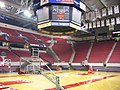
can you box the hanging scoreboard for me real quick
[37,5,81,24]
[37,0,85,35]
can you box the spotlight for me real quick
[24,43,29,49]
[0,1,5,8]
[2,42,9,47]
[23,10,32,18]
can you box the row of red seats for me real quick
[0,26,120,63]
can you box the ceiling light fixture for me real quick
[0,1,5,8]
[23,10,32,18]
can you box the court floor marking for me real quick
[0,75,24,78]
[0,80,30,85]
[0,84,17,90]
[45,74,117,90]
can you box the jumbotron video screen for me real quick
[52,5,70,21]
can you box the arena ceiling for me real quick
[0,0,37,30]
[82,0,120,11]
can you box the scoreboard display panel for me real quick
[52,5,70,21]
[37,6,49,22]
[72,7,81,24]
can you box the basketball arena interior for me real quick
[0,0,120,90]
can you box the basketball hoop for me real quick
[1,56,6,60]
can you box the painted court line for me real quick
[0,75,25,78]
[0,84,17,90]
[0,80,30,85]
[45,74,117,90]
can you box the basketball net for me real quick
[0,56,6,66]
[0,56,11,66]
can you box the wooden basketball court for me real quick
[0,70,120,90]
